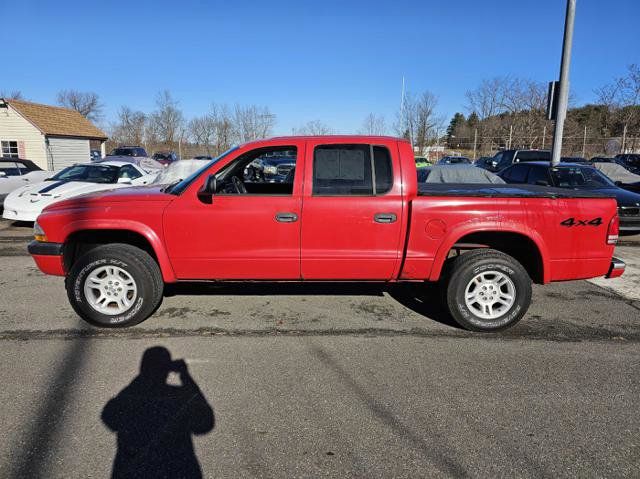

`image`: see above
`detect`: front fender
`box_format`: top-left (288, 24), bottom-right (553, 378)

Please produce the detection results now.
top-left (60, 219), bottom-right (177, 283)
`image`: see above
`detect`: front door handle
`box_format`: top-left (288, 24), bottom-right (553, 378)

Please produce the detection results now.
top-left (374, 213), bottom-right (397, 224)
top-left (275, 212), bottom-right (298, 223)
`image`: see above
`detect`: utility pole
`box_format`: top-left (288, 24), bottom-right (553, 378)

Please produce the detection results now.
top-left (473, 128), bottom-right (478, 159)
top-left (621, 124), bottom-right (627, 153)
top-left (542, 125), bottom-right (547, 149)
top-left (551, 0), bottom-right (577, 166)
top-left (582, 125), bottom-right (587, 157)
top-left (508, 125), bottom-right (513, 149)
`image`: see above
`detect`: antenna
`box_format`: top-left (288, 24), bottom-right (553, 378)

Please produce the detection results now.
top-left (400, 76), bottom-right (406, 117)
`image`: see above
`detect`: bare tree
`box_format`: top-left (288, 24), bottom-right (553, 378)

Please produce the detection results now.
top-left (211, 104), bottom-right (235, 154)
top-left (597, 64), bottom-right (640, 151)
top-left (56, 89), bottom-right (103, 122)
top-left (188, 115), bottom-right (217, 154)
top-left (292, 120), bottom-right (334, 135)
top-left (0, 90), bottom-right (25, 100)
top-left (110, 107), bottom-right (147, 146)
top-left (414, 92), bottom-right (442, 153)
top-left (358, 113), bottom-right (386, 135)
top-left (464, 76), bottom-right (553, 152)
top-left (233, 104), bottom-right (275, 142)
top-left (148, 90), bottom-right (184, 147)
top-left (395, 91), bottom-right (441, 153)
top-left (465, 78), bottom-right (507, 121)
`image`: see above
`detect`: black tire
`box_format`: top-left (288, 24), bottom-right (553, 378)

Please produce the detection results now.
top-left (66, 243), bottom-right (163, 328)
top-left (442, 249), bottom-right (532, 332)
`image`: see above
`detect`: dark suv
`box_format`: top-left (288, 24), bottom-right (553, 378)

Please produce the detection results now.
top-left (107, 146), bottom-right (149, 158)
top-left (615, 154), bottom-right (640, 174)
top-left (477, 149), bottom-right (551, 172)
top-left (244, 150), bottom-right (296, 183)
top-left (152, 151), bottom-right (179, 166)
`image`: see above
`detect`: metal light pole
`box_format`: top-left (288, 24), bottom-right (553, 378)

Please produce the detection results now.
top-left (473, 128), bottom-right (478, 159)
top-left (551, 0), bottom-right (577, 166)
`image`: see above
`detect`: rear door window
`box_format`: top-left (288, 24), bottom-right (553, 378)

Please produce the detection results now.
top-left (313, 144), bottom-right (393, 196)
top-left (516, 151), bottom-right (551, 162)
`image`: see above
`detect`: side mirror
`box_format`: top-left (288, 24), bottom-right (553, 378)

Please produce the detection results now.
top-left (197, 174), bottom-right (217, 203)
top-left (117, 177), bottom-right (132, 184)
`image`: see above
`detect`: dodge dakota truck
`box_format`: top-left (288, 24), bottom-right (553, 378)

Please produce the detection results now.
top-left (28, 136), bottom-right (625, 331)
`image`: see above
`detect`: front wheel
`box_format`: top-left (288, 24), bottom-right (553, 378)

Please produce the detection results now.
top-left (443, 249), bottom-right (532, 332)
top-left (66, 244), bottom-right (164, 328)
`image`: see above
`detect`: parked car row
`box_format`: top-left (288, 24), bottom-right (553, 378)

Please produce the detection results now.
top-left (476, 149), bottom-right (640, 175)
top-left (496, 162), bottom-right (640, 234)
top-left (2, 161), bottom-right (160, 222)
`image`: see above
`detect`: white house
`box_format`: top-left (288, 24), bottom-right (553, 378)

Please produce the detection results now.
top-left (0, 98), bottom-right (107, 170)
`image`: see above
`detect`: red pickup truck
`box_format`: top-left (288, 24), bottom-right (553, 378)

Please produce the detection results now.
top-left (29, 136), bottom-right (625, 331)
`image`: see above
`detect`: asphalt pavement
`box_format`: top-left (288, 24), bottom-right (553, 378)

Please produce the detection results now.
top-left (0, 219), bottom-right (638, 478)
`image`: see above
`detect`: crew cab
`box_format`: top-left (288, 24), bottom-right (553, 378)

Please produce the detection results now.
top-left (28, 136), bottom-right (624, 332)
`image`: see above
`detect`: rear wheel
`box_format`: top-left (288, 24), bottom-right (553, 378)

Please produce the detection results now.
top-left (443, 249), bottom-right (532, 332)
top-left (66, 244), bottom-right (163, 327)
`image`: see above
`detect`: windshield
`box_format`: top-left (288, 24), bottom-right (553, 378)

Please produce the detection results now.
top-left (625, 155), bottom-right (640, 166)
top-left (517, 151), bottom-right (551, 161)
top-left (110, 147), bottom-right (146, 157)
top-left (50, 164), bottom-right (121, 184)
top-left (550, 166), bottom-right (616, 189)
top-left (166, 147), bottom-right (238, 195)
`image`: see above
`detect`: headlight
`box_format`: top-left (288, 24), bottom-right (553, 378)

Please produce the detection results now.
top-left (263, 165), bottom-right (278, 175)
top-left (33, 222), bottom-right (47, 242)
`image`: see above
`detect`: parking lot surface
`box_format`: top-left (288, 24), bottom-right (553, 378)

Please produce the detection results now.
top-left (0, 219), bottom-right (638, 477)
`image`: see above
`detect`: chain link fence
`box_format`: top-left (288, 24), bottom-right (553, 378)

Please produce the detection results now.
top-left (440, 133), bottom-right (639, 160)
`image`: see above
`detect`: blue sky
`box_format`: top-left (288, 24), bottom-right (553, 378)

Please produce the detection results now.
top-left (1, 0), bottom-right (638, 134)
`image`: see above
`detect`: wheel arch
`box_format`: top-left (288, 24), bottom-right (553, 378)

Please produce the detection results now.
top-left (62, 221), bottom-right (176, 283)
top-left (429, 227), bottom-right (550, 284)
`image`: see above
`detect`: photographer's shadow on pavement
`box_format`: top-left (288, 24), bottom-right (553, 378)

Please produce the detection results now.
top-left (102, 346), bottom-right (215, 479)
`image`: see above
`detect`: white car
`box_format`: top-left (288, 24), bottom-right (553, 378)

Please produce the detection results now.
top-left (0, 159), bottom-right (52, 204)
top-left (2, 161), bottom-right (157, 222)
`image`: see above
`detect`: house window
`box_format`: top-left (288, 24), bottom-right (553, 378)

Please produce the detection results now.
top-left (1, 141), bottom-right (19, 158)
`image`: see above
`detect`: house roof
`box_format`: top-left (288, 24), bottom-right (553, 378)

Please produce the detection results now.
top-left (5, 98), bottom-right (107, 140)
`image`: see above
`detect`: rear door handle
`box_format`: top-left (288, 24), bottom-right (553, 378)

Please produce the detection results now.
top-left (275, 212), bottom-right (298, 223)
top-left (374, 213), bottom-right (397, 224)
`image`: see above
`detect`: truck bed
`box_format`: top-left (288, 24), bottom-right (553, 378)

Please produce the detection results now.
top-left (417, 183), bottom-right (613, 199)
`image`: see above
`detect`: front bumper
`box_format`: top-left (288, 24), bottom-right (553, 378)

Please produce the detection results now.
top-left (2, 206), bottom-right (39, 222)
top-left (605, 257), bottom-right (625, 279)
top-left (619, 211), bottom-right (640, 232)
top-left (28, 240), bottom-right (66, 276)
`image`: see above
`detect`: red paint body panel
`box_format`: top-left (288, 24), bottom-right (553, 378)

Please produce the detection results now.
top-left (36, 191), bottom-right (178, 282)
top-left (32, 254), bottom-right (65, 276)
top-left (30, 136), bottom-right (619, 286)
top-left (300, 138), bottom-right (404, 280)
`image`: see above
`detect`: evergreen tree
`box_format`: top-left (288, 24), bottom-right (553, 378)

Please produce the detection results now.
top-left (446, 113), bottom-right (466, 146)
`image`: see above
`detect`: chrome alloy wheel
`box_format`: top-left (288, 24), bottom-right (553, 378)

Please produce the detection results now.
top-left (83, 265), bottom-right (138, 315)
top-left (464, 271), bottom-right (516, 320)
